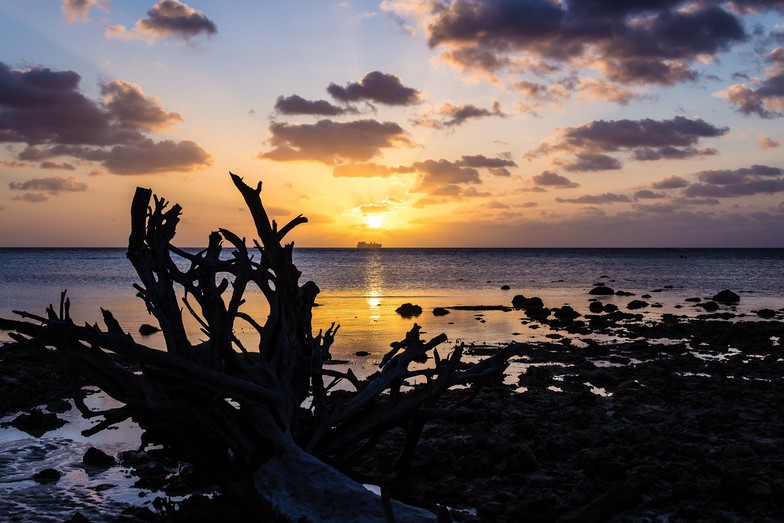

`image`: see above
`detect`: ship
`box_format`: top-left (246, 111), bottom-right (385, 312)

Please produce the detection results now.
top-left (356, 241), bottom-right (382, 249)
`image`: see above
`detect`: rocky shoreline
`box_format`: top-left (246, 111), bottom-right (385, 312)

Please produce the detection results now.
top-left (2, 290), bottom-right (784, 522)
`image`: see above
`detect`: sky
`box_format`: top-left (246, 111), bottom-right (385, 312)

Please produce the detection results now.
top-left (1, 0), bottom-right (783, 248)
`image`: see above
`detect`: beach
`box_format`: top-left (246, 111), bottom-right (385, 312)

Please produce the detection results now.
top-left (1, 249), bottom-right (784, 521)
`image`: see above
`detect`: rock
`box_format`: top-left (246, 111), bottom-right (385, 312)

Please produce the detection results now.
top-left (63, 514), bottom-right (91, 523)
top-left (627, 300), bottom-right (649, 310)
top-left (512, 295), bottom-right (544, 310)
top-left (554, 305), bottom-right (581, 322)
top-left (355, 351), bottom-right (370, 357)
top-left (83, 447), bottom-right (116, 467)
top-left (615, 290), bottom-right (635, 296)
top-left (395, 303), bottom-right (422, 317)
top-left (713, 289), bottom-right (740, 303)
top-left (500, 285), bottom-right (511, 290)
top-left (45, 398), bottom-right (71, 413)
top-left (589, 286), bottom-right (615, 295)
top-left (432, 307), bottom-right (450, 316)
top-left (698, 301), bottom-right (720, 312)
top-left (685, 297), bottom-right (702, 302)
top-left (603, 303), bottom-right (618, 313)
top-left (33, 468), bottom-right (62, 483)
top-left (9, 409), bottom-right (66, 437)
top-left (138, 323), bottom-right (161, 335)
top-left (589, 301), bottom-right (604, 313)
top-left (756, 308), bottom-right (776, 319)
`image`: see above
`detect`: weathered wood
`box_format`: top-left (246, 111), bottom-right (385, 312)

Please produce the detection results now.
top-left (0, 172), bottom-right (521, 522)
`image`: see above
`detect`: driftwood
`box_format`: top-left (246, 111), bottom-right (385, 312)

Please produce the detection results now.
top-left (0, 172), bottom-right (517, 522)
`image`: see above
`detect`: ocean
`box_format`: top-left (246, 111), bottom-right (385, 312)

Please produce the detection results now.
top-left (2, 247), bottom-right (784, 521)
top-left (2, 247), bottom-right (783, 361)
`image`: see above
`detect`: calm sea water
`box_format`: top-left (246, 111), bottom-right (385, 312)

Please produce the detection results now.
top-left (2, 248), bottom-right (783, 358)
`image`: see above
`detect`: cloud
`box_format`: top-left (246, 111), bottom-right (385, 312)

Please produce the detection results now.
top-left (718, 46), bottom-right (784, 118)
top-left (62, 0), bottom-right (104, 22)
top-left (0, 62), bottom-right (212, 175)
top-left (532, 170), bottom-right (579, 188)
top-left (684, 164), bottom-right (784, 197)
top-left (409, 158), bottom-right (481, 194)
top-left (9, 176), bottom-right (88, 193)
top-left (327, 71), bottom-right (421, 106)
top-left (359, 203), bottom-right (391, 214)
top-left (414, 100), bottom-right (504, 128)
top-left (40, 161), bottom-right (76, 170)
top-left (633, 189), bottom-right (667, 199)
top-left (106, 0), bottom-right (217, 42)
top-left (562, 153), bottom-right (622, 172)
top-left (274, 95), bottom-right (354, 116)
top-left (556, 193), bottom-right (633, 204)
top-left (383, 0), bottom-right (760, 99)
top-left (89, 139), bottom-right (212, 175)
top-left (528, 116), bottom-right (728, 169)
top-left (12, 193), bottom-right (49, 203)
top-left (258, 119), bottom-right (412, 164)
top-left (652, 175), bottom-right (690, 189)
top-left (457, 153), bottom-right (516, 176)
top-left (101, 80), bottom-right (183, 131)
top-left (758, 133), bottom-right (781, 149)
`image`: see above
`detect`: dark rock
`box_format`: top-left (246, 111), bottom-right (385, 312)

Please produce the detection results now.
top-left (83, 447), bottom-right (116, 467)
top-left (713, 289), bottom-right (740, 303)
top-left (698, 301), bottom-right (720, 312)
top-left (138, 323), bottom-right (161, 335)
top-left (500, 284), bottom-right (511, 290)
top-left (33, 468), bottom-right (62, 483)
top-left (554, 305), bottom-right (581, 322)
top-left (685, 297), bottom-right (701, 302)
top-left (589, 301), bottom-right (604, 313)
top-left (589, 286), bottom-right (615, 295)
top-left (756, 308), bottom-right (776, 319)
top-left (9, 409), bottom-right (66, 437)
top-left (432, 307), bottom-right (450, 316)
top-left (395, 303), bottom-right (422, 317)
top-left (627, 300), bottom-right (649, 310)
top-left (355, 351), bottom-right (370, 357)
top-left (603, 303), bottom-right (618, 313)
top-left (641, 294), bottom-right (652, 299)
top-left (512, 295), bottom-right (545, 311)
top-left (45, 398), bottom-right (71, 413)
top-left (615, 290), bottom-right (635, 296)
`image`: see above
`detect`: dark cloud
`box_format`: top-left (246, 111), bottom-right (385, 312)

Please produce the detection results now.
top-left (652, 175), bottom-right (690, 189)
top-left (720, 47), bottom-right (784, 118)
top-left (684, 164), bottom-right (784, 197)
top-left (414, 101), bottom-right (504, 128)
top-left (386, 0), bottom-right (755, 95)
top-left (40, 161), bottom-right (75, 170)
top-left (556, 193), bottom-right (632, 204)
top-left (101, 80), bottom-right (183, 131)
top-left (0, 62), bottom-right (212, 175)
top-left (458, 154), bottom-right (516, 169)
top-left (532, 170), bottom-right (579, 188)
top-left (91, 139), bottom-right (212, 175)
top-left (327, 71), bottom-right (421, 106)
top-left (633, 146), bottom-right (719, 161)
top-left (633, 189), bottom-right (667, 199)
top-left (528, 116), bottom-right (728, 170)
top-left (108, 0), bottom-right (217, 41)
top-left (259, 119), bottom-right (412, 164)
top-left (9, 175), bottom-right (88, 193)
top-left (12, 192), bottom-right (49, 203)
top-left (409, 158), bottom-right (482, 194)
top-left (274, 95), bottom-right (353, 116)
top-left (562, 152), bottom-right (622, 172)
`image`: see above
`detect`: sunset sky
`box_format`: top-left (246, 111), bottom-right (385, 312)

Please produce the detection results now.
top-left (1, 0), bottom-right (783, 247)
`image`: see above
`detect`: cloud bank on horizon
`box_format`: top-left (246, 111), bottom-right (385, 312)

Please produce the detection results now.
top-left (0, 0), bottom-right (783, 247)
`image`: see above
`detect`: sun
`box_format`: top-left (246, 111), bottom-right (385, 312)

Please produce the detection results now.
top-left (366, 214), bottom-right (383, 229)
